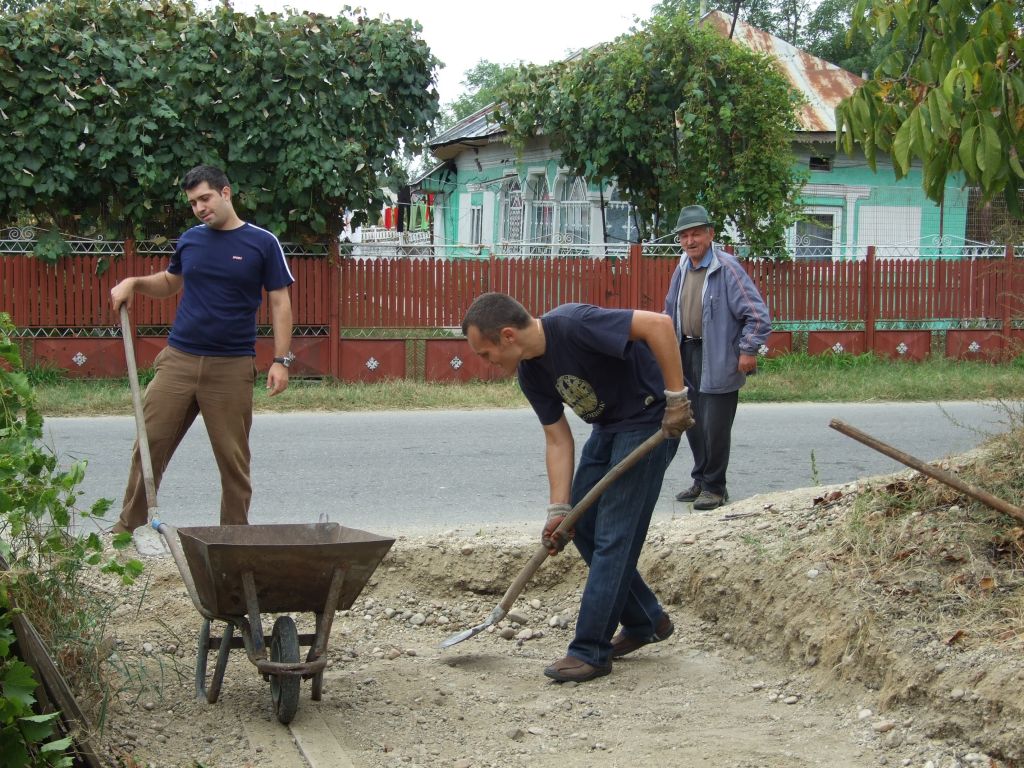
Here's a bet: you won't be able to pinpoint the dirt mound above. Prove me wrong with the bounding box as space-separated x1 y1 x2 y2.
87 468 1021 767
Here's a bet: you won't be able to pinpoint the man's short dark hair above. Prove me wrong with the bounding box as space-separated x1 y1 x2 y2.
182 165 230 192
461 292 532 342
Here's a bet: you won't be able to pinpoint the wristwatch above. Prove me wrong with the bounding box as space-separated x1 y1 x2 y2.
272 352 296 369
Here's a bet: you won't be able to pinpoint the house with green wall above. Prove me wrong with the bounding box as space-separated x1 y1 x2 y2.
416 11 992 261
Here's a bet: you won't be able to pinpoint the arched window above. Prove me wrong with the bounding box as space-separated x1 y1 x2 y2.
526 173 553 253
557 176 590 247
499 176 523 243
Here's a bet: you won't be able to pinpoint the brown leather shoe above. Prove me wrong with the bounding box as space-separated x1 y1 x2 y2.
610 613 674 659
543 655 611 683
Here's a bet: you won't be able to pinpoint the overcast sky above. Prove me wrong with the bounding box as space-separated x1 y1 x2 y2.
213 1 658 105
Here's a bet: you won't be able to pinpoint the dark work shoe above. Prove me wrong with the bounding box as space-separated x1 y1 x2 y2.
693 490 727 510
610 613 675 659
675 483 702 502
543 655 612 683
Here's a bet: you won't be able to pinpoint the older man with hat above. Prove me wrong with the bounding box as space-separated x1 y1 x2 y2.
663 204 771 510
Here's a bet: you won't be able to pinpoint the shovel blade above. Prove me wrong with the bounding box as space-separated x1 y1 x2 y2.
438 605 506 649
132 523 168 557
439 622 489 649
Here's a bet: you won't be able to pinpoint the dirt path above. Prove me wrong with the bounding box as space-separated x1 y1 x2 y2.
94 481 1017 768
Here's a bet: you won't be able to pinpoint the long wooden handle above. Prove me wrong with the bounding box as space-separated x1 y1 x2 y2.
120 305 158 513
497 430 667 614
829 419 1024 525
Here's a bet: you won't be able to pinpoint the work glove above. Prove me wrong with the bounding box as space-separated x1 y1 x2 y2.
662 388 695 438
542 503 574 555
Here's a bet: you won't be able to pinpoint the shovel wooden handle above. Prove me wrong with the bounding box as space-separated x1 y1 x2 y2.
495 429 667 615
120 305 158 513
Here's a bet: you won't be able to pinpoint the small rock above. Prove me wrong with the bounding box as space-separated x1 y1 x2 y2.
409 613 426 626
872 720 896 733
506 610 529 625
499 627 516 640
405 649 417 657
529 599 542 609
454 759 473 768
858 708 873 720
141 642 154 656
385 648 402 660
460 545 474 555
751 681 765 691
949 688 966 701
806 568 820 579
515 628 534 641
506 727 525 741
783 695 799 705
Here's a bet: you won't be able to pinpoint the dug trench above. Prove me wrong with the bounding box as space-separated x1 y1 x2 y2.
96 469 1022 768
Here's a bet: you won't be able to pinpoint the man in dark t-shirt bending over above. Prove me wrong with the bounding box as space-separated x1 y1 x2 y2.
462 292 694 683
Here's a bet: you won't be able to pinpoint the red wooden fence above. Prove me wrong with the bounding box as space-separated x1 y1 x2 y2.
3 242 1022 379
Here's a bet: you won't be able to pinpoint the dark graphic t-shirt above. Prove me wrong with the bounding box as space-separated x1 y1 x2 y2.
517 304 666 434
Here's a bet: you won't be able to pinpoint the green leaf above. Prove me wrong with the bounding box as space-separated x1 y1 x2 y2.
958 124 979 177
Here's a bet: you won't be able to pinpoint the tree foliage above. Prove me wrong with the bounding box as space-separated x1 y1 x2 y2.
0 0 440 240
446 60 521 124
836 0 1024 213
495 9 804 250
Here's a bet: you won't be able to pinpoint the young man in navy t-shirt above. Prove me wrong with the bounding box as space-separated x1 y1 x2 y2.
462 292 694 683
109 165 294 533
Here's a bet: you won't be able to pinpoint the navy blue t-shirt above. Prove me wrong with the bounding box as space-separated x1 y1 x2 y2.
517 304 666 434
167 223 294 356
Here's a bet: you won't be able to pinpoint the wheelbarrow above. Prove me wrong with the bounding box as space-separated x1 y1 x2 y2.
155 520 394 724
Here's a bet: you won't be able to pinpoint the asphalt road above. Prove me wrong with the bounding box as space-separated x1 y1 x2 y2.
44 402 1009 536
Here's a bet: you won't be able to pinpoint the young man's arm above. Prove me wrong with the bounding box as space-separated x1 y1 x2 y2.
110 272 183 311
266 286 293 396
628 310 685 392
541 415 575 555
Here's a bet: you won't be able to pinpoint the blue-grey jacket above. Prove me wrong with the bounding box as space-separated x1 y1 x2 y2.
663 244 772 394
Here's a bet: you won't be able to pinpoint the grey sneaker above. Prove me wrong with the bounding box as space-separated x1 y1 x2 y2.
675 483 702 502
693 490 727 510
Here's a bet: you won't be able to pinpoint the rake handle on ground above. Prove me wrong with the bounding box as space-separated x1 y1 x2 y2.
495 430 667 615
829 419 1024 525
120 305 158 514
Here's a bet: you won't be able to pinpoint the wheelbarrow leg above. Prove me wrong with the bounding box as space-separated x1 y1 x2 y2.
306 567 346 701
310 613 325 701
196 619 234 704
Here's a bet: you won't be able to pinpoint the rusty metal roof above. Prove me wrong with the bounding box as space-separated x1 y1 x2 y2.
701 9 862 133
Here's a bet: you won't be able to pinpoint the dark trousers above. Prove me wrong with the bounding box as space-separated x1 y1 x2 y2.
681 340 738 497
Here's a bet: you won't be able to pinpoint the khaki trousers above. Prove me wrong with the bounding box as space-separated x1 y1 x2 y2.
117 346 256 530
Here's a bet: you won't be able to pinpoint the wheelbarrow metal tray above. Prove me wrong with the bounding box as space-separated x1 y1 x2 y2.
176 523 394 616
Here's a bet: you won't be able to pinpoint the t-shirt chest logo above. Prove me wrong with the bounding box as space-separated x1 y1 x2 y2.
231 255 244 261
555 375 605 422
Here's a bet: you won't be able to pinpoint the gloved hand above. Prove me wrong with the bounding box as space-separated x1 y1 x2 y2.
542 503 574 555
662 388 695 438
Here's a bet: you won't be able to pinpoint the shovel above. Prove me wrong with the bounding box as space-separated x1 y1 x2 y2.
440 429 667 649
119 305 167 557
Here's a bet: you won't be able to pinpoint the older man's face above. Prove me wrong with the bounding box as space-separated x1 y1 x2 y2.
677 224 715 262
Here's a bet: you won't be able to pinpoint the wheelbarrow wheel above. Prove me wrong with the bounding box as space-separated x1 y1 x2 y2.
270 615 300 724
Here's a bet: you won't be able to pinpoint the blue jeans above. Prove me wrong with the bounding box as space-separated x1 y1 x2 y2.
567 425 678 667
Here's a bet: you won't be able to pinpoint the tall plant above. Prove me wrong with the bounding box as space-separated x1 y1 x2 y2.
495 9 804 251
0 313 139 766
0 0 440 240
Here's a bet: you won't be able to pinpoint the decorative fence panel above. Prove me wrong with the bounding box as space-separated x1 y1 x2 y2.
2 239 1022 380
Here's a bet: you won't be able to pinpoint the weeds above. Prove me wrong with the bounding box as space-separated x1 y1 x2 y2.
0 311 142 765
831 417 1024 647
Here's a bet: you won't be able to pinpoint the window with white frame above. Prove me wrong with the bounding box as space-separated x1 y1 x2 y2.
470 205 483 245
603 187 639 246
526 173 553 253
792 207 841 259
557 175 590 245
499 176 523 243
